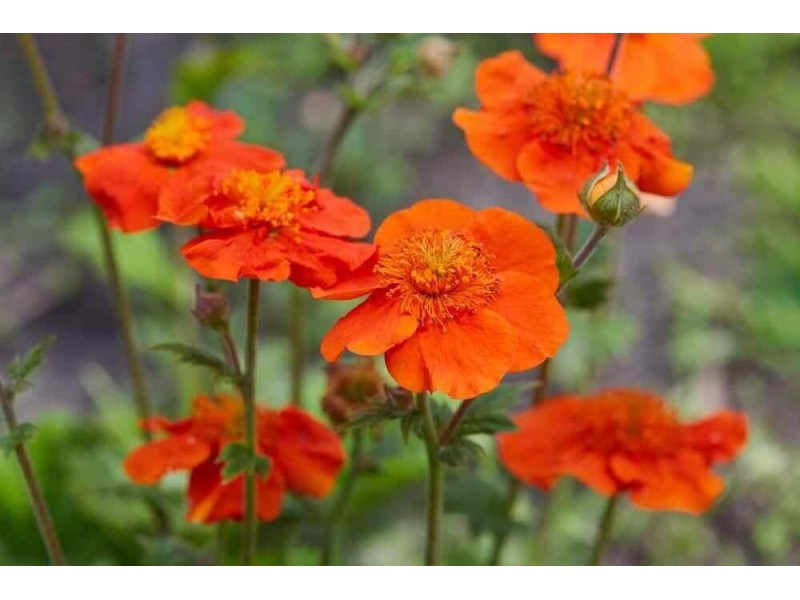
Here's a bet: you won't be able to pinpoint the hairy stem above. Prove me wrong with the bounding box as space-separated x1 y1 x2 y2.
589 494 619 566
605 34 625 77
571 225 609 272
416 392 443 566
1 390 66 565
241 279 261 565
320 428 365 565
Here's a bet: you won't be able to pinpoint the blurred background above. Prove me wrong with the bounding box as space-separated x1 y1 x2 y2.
1 33 799 565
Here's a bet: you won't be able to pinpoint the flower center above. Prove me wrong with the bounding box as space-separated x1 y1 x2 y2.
376 229 499 328
527 72 633 155
581 394 681 456
145 106 212 164
218 169 317 233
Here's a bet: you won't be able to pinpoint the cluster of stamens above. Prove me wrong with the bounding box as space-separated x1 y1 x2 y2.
217 169 317 234
526 71 633 155
145 106 213 164
375 229 499 329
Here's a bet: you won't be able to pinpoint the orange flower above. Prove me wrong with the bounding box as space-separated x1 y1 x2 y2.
535 34 714 105
157 164 374 286
317 199 569 400
124 394 345 524
452 51 693 215
75 101 285 233
497 389 747 514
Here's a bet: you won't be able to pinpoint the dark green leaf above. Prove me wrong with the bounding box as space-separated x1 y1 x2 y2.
438 438 487 468
454 383 527 437
6 336 55 395
218 443 270 482
0 423 36 457
566 276 615 310
151 343 236 382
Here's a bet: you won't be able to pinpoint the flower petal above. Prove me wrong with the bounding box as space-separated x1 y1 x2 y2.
321 290 418 361
384 308 517 399
300 187 371 238
517 140 597 215
492 271 569 371
194 140 286 173
75 144 167 233
311 252 382 300
474 50 545 111
452 108 531 181
123 435 211 485
269 407 345 498
374 199 475 247
187 101 245 140
468 207 560 290
684 410 748 464
181 229 291 282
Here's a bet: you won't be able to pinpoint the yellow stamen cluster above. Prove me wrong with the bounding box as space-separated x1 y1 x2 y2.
145 106 212 164
219 169 317 234
376 229 499 329
527 72 633 155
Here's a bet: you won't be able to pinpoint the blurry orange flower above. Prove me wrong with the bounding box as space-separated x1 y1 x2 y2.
498 389 747 514
535 34 714 105
157 165 374 287
317 199 569 400
322 359 385 426
452 51 693 215
75 101 285 233
124 393 344 524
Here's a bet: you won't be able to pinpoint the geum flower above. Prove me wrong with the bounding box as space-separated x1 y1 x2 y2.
157 165 374 287
317 199 569 400
453 51 693 215
535 34 714 105
498 388 747 514
124 394 345 524
75 101 285 233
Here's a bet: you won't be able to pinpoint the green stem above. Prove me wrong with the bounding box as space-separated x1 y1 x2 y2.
320 428 365 565
589 495 620 566
416 392 443 566
1 390 66 565
437 397 475 448
571 225 609 272
18 33 154 437
288 287 305 406
242 279 261 565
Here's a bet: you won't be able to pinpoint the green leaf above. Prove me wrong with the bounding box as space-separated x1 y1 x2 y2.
0 423 36 457
151 343 236 383
6 336 55 395
566 276 615 310
438 437 487 468
337 403 411 432
218 442 270 482
556 244 579 288
400 411 418 445
455 383 526 437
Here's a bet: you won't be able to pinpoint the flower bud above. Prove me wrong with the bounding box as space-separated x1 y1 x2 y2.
417 36 459 78
579 163 643 227
192 284 229 332
322 359 385 426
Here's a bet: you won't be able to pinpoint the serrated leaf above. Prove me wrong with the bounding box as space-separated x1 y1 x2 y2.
151 343 236 382
0 423 36 457
6 336 55 395
454 383 526 438
438 438 487 468
567 276 615 310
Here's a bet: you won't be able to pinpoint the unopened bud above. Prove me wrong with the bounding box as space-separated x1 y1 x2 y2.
322 359 385 426
417 36 459 78
580 163 643 227
192 284 229 332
